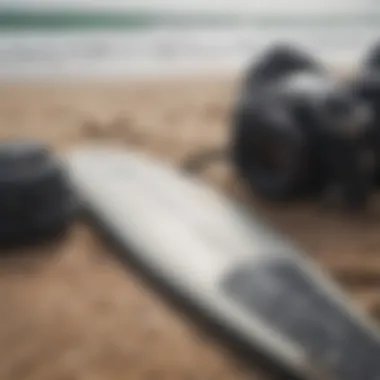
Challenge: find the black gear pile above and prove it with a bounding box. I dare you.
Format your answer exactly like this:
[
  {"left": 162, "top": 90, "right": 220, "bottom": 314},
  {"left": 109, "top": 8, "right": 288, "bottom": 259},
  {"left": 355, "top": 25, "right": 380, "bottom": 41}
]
[
  {"left": 0, "top": 140, "right": 77, "bottom": 249},
  {"left": 183, "top": 43, "right": 380, "bottom": 211}
]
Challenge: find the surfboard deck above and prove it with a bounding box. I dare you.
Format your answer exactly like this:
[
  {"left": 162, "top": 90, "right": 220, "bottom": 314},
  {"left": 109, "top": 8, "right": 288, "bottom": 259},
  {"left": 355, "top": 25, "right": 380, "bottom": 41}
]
[{"left": 64, "top": 145, "right": 380, "bottom": 380}]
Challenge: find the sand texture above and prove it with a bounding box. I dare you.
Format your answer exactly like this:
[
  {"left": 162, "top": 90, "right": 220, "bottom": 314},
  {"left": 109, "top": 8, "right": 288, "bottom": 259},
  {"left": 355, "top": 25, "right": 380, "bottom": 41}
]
[{"left": 0, "top": 77, "right": 380, "bottom": 379}]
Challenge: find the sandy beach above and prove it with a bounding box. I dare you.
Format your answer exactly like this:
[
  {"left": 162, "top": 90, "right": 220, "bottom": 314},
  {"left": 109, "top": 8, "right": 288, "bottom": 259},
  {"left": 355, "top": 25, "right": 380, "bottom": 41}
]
[{"left": 1, "top": 76, "right": 380, "bottom": 379}]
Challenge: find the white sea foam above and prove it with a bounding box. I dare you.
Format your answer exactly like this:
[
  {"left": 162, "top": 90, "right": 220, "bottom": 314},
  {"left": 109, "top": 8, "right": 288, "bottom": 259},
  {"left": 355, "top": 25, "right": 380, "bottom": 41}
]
[{"left": 0, "top": 27, "right": 375, "bottom": 80}]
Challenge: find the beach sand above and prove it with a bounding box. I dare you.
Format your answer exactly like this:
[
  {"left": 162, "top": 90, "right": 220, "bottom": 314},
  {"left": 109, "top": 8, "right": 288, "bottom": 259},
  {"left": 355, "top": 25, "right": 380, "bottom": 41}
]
[{"left": 0, "top": 76, "right": 380, "bottom": 379}]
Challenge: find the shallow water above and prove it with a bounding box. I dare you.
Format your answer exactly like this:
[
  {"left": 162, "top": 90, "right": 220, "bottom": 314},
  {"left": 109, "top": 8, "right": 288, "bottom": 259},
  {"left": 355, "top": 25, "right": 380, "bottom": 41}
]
[{"left": 1, "top": 0, "right": 380, "bottom": 79}]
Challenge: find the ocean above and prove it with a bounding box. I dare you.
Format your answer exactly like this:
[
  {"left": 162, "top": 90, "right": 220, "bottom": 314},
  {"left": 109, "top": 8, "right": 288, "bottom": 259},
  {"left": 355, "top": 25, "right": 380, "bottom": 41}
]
[{"left": 1, "top": 1, "right": 380, "bottom": 80}]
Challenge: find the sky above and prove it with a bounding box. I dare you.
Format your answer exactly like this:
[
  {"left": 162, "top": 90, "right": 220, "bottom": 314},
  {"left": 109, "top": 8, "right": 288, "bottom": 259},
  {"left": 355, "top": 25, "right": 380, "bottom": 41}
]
[{"left": 0, "top": 0, "right": 375, "bottom": 14}]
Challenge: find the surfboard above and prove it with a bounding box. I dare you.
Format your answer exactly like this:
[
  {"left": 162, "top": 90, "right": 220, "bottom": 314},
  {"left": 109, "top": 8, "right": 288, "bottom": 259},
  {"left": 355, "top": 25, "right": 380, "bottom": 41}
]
[{"left": 65, "top": 145, "right": 380, "bottom": 380}]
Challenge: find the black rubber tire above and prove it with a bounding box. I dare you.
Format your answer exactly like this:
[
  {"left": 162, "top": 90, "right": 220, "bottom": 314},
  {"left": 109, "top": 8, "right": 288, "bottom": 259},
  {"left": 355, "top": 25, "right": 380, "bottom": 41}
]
[
  {"left": 242, "top": 43, "right": 324, "bottom": 91},
  {"left": 0, "top": 140, "right": 77, "bottom": 250},
  {"left": 231, "top": 100, "right": 312, "bottom": 202}
]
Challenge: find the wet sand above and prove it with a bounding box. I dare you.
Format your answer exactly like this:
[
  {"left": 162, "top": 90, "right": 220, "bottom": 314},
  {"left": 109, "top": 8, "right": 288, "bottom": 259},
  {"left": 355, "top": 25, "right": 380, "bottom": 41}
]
[{"left": 0, "top": 76, "right": 380, "bottom": 379}]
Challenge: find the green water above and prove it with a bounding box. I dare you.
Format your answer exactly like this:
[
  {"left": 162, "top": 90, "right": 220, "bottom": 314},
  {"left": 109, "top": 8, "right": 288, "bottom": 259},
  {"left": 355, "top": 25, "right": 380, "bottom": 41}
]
[{"left": 0, "top": 10, "right": 379, "bottom": 30}]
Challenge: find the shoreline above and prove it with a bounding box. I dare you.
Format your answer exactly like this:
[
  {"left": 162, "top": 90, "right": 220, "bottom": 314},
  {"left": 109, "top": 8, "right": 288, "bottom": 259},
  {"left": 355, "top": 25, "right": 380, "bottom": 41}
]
[{"left": 0, "top": 51, "right": 357, "bottom": 82}]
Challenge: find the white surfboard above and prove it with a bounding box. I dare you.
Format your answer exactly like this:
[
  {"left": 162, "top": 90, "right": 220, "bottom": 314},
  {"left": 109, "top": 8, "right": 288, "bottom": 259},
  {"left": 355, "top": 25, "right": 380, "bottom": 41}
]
[{"left": 65, "top": 145, "right": 380, "bottom": 380}]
